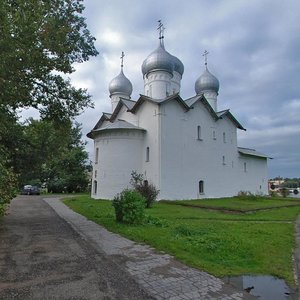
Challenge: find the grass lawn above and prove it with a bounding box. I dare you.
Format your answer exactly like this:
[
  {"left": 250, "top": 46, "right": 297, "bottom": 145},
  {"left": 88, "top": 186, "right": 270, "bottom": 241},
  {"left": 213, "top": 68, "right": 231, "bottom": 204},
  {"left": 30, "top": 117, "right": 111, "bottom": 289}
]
[
  {"left": 170, "top": 197, "right": 300, "bottom": 212},
  {"left": 64, "top": 195, "right": 300, "bottom": 287}
]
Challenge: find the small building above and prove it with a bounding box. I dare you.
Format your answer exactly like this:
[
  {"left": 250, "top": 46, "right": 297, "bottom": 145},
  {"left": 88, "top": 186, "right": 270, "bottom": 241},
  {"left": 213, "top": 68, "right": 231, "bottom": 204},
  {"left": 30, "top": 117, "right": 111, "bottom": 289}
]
[{"left": 88, "top": 23, "right": 269, "bottom": 200}]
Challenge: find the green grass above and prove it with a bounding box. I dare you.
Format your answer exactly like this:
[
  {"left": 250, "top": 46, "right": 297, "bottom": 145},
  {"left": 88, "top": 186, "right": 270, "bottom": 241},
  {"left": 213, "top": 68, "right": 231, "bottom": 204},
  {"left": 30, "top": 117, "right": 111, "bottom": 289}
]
[
  {"left": 64, "top": 195, "right": 300, "bottom": 287},
  {"left": 170, "top": 197, "right": 300, "bottom": 211}
]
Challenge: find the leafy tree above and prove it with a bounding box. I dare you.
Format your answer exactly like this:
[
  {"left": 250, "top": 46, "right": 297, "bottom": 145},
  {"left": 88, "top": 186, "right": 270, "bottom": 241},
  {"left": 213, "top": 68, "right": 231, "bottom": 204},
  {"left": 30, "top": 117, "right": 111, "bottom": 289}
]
[
  {"left": 0, "top": 0, "right": 98, "bottom": 118},
  {"left": 0, "top": 0, "right": 98, "bottom": 207},
  {"left": 19, "top": 119, "right": 89, "bottom": 193},
  {"left": 0, "top": 148, "right": 18, "bottom": 215}
]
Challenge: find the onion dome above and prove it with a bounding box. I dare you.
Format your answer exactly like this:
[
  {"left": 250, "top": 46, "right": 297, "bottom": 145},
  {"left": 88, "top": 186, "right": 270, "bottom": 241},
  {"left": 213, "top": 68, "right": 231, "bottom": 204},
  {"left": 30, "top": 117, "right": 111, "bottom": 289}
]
[
  {"left": 109, "top": 69, "right": 133, "bottom": 96},
  {"left": 142, "top": 44, "right": 175, "bottom": 76},
  {"left": 195, "top": 67, "right": 219, "bottom": 94},
  {"left": 171, "top": 54, "right": 184, "bottom": 75},
  {"left": 142, "top": 21, "right": 184, "bottom": 77}
]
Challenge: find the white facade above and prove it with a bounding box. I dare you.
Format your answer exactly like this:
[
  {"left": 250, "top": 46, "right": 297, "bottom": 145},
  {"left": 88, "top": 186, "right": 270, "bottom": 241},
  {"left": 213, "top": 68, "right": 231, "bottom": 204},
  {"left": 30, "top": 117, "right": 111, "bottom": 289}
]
[{"left": 88, "top": 36, "right": 269, "bottom": 200}]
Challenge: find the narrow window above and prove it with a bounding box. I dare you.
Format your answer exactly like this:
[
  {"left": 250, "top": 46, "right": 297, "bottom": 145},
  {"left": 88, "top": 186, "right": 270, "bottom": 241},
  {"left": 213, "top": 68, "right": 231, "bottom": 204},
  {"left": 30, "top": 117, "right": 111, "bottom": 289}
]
[
  {"left": 95, "top": 147, "right": 99, "bottom": 164},
  {"left": 213, "top": 130, "right": 216, "bottom": 140},
  {"left": 146, "top": 147, "right": 150, "bottom": 162},
  {"left": 222, "top": 155, "right": 226, "bottom": 165},
  {"left": 93, "top": 180, "right": 97, "bottom": 194},
  {"left": 199, "top": 180, "right": 204, "bottom": 194},
  {"left": 223, "top": 132, "right": 226, "bottom": 143},
  {"left": 94, "top": 170, "right": 97, "bottom": 178},
  {"left": 197, "top": 125, "right": 202, "bottom": 140},
  {"left": 244, "top": 162, "right": 247, "bottom": 172},
  {"left": 144, "top": 180, "right": 148, "bottom": 187}
]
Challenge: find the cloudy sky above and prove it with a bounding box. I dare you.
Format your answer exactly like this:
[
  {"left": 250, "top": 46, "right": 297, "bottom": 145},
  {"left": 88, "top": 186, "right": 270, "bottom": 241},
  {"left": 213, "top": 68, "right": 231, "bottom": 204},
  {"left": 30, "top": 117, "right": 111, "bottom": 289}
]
[{"left": 40, "top": 0, "right": 300, "bottom": 178}]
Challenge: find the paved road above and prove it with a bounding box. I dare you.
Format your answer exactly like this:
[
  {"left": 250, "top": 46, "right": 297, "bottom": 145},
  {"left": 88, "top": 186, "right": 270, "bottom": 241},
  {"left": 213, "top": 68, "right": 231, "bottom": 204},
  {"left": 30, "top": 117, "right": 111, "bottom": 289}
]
[
  {"left": 0, "top": 196, "right": 153, "bottom": 299},
  {"left": 0, "top": 196, "right": 256, "bottom": 299}
]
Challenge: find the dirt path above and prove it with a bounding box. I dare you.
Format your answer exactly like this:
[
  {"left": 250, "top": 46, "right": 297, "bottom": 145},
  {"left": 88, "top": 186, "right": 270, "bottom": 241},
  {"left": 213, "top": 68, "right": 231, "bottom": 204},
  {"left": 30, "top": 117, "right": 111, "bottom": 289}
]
[{"left": 0, "top": 196, "right": 153, "bottom": 300}]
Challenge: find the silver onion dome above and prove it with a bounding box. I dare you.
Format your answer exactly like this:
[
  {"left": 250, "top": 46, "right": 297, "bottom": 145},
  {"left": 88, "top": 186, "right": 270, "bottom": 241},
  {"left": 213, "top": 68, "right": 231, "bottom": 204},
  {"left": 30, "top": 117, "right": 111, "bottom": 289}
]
[
  {"left": 171, "top": 54, "right": 184, "bottom": 75},
  {"left": 109, "top": 69, "right": 133, "bottom": 96},
  {"left": 142, "top": 44, "right": 174, "bottom": 76},
  {"left": 195, "top": 67, "right": 219, "bottom": 94}
]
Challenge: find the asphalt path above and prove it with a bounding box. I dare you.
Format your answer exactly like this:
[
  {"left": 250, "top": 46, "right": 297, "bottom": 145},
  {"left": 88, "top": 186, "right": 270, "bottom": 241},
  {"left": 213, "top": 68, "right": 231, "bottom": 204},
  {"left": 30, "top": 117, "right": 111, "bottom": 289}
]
[{"left": 0, "top": 196, "right": 153, "bottom": 300}]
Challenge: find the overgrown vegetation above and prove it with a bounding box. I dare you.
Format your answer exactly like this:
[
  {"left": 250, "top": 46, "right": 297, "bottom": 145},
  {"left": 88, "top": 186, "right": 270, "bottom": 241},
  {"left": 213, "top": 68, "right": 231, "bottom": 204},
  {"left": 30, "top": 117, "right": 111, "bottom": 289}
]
[
  {"left": 64, "top": 195, "right": 300, "bottom": 287},
  {"left": 0, "top": 155, "right": 18, "bottom": 215},
  {"left": 130, "top": 171, "right": 159, "bottom": 208},
  {"left": 112, "top": 189, "right": 146, "bottom": 224}
]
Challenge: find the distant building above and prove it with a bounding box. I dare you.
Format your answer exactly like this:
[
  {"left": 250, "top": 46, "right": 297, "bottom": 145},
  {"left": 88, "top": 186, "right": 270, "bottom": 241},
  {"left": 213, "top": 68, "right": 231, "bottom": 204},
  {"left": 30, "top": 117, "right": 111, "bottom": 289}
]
[
  {"left": 88, "top": 23, "right": 269, "bottom": 200},
  {"left": 268, "top": 179, "right": 285, "bottom": 193}
]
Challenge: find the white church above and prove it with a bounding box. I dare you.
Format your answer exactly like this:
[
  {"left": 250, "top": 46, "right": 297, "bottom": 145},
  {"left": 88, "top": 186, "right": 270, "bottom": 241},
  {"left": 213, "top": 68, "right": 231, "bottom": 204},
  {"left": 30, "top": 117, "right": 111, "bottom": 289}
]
[{"left": 87, "top": 23, "right": 269, "bottom": 200}]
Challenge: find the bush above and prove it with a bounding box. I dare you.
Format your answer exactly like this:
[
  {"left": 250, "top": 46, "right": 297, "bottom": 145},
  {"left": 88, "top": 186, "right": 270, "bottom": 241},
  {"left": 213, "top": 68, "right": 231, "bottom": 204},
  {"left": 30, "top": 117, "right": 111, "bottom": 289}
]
[
  {"left": 269, "top": 191, "right": 278, "bottom": 197},
  {"left": 0, "top": 161, "right": 18, "bottom": 216},
  {"left": 130, "top": 171, "right": 159, "bottom": 208},
  {"left": 237, "top": 191, "right": 255, "bottom": 199},
  {"left": 280, "top": 188, "right": 289, "bottom": 198},
  {"left": 112, "top": 189, "right": 146, "bottom": 224}
]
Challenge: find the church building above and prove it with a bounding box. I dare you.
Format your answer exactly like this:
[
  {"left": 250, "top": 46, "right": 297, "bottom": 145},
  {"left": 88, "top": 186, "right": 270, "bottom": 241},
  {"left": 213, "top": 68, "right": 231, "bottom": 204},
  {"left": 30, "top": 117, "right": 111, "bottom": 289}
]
[{"left": 87, "top": 22, "right": 269, "bottom": 200}]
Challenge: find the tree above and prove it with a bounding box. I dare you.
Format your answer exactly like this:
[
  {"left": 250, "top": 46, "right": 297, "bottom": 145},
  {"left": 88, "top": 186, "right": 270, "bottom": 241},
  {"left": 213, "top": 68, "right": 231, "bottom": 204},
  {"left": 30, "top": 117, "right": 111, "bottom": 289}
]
[
  {"left": 0, "top": 0, "right": 98, "bottom": 119},
  {"left": 0, "top": 0, "right": 98, "bottom": 209},
  {"left": 0, "top": 149, "right": 18, "bottom": 215},
  {"left": 18, "top": 119, "right": 89, "bottom": 192}
]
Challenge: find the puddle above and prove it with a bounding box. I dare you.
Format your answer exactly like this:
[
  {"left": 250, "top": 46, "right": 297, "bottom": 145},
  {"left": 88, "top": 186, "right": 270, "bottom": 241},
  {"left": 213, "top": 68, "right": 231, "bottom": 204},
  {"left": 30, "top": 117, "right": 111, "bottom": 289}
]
[{"left": 223, "top": 275, "right": 297, "bottom": 299}]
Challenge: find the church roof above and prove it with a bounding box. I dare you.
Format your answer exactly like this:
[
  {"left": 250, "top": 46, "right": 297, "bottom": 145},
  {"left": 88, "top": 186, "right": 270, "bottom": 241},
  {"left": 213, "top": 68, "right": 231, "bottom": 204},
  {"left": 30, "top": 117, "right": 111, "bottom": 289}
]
[
  {"left": 110, "top": 98, "right": 137, "bottom": 122},
  {"left": 87, "top": 119, "right": 145, "bottom": 139},
  {"left": 96, "top": 119, "right": 145, "bottom": 131},
  {"left": 129, "top": 93, "right": 190, "bottom": 114},
  {"left": 120, "top": 98, "right": 136, "bottom": 110},
  {"left": 90, "top": 112, "right": 111, "bottom": 132},
  {"left": 217, "top": 110, "right": 246, "bottom": 131},
  {"left": 238, "top": 147, "right": 270, "bottom": 159},
  {"left": 103, "top": 112, "right": 112, "bottom": 119},
  {"left": 89, "top": 92, "right": 246, "bottom": 141}
]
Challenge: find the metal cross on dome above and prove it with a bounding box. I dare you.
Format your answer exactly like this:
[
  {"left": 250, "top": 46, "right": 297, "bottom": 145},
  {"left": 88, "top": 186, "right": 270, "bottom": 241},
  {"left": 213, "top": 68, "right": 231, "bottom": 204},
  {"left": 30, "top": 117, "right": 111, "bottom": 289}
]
[
  {"left": 120, "top": 51, "right": 124, "bottom": 70},
  {"left": 157, "top": 20, "right": 165, "bottom": 46},
  {"left": 203, "top": 50, "right": 209, "bottom": 67}
]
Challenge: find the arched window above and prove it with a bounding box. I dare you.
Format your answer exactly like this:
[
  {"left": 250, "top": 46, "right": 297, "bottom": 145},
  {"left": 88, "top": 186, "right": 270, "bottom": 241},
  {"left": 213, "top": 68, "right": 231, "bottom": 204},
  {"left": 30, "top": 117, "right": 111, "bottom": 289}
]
[
  {"left": 222, "top": 155, "right": 226, "bottom": 165},
  {"left": 213, "top": 130, "right": 216, "bottom": 140},
  {"left": 199, "top": 180, "right": 204, "bottom": 194},
  {"left": 95, "top": 147, "right": 99, "bottom": 164},
  {"left": 223, "top": 132, "right": 226, "bottom": 143},
  {"left": 244, "top": 162, "right": 247, "bottom": 172},
  {"left": 93, "top": 180, "right": 97, "bottom": 194},
  {"left": 146, "top": 147, "right": 150, "bottom": 162},
  {"left": 197, "top": 126, "right": 202, "bottom": 140}
]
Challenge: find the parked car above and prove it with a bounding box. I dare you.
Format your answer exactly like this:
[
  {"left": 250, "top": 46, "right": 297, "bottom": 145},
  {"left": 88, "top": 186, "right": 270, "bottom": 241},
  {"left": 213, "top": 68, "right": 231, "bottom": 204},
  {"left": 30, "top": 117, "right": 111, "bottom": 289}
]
[{"left": 21, "top": 185, "right": 40, "bottom": 195}]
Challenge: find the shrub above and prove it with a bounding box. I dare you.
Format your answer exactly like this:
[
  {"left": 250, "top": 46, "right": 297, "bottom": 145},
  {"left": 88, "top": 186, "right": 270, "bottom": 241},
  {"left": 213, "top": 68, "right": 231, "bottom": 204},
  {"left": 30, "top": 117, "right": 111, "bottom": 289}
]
[
  {"left": 280, "top": 188, "right": 289, "bottom": 198},
  {"left": 269, "top": 191, "right": 278, "bottom": 197},
  {"left": 237, "top": 191, "right": 255, "bottom": 199},
  {"left": 130, "top": 171, "right": 159, "bottom": 208},
  {"left": 112, "top": 189, "right": 146, "bottom": 224},
  {"left": 0, "top": 161, "right": 18, "bottom": 216}
]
